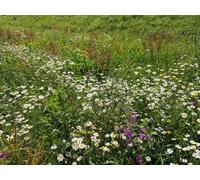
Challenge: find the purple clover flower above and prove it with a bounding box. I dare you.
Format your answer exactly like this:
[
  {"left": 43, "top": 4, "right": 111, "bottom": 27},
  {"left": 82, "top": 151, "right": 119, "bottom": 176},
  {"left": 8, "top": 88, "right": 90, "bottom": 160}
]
[
  {"left": 130, "top": 112, "right": 138, "bottom": 125},
  {"left": 128, "top": 157, "right": 132, "bottom": 161},
  {"left": 123, "top": 128, "right": 135, "bottom": 139},
  {"left": 140, "top": 128, "right": 146, "bottom": 133},
  {"left": 0, "top": 152, "right": 8, "bottom": 160},
  {"left": 140, "top": 133, "right": 148, "bottom": 141},
  {"left": 136, "top": 155, "right": 143, "bottom": 164},
  {"left": 192, "top": 101, "right": 198, "bottom": 108}
]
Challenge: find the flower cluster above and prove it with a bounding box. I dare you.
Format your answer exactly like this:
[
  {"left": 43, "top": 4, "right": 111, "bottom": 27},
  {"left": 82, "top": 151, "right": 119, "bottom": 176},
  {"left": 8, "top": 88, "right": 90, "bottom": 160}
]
[{"left": 0, "top": 42, "right": 199, "bottom": 165}]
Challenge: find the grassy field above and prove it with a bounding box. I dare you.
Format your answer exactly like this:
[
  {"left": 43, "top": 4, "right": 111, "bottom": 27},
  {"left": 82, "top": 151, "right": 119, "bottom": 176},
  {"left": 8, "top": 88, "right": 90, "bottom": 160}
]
[{"left": 0, "top": 16, "right": 200, "bottom": 165}]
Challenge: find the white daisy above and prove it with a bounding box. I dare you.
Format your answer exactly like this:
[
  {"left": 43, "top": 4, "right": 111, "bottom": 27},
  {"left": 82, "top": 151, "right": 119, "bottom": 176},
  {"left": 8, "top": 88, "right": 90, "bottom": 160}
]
[
  {"left": 57, "top": 154, "right": 64, "bottom": 162},
  {"left": 181, "top": 113, "right": 187, "bottom": 118},
  {"left": 165, "top": 148, "right": 174, "bottom": 155},
  {"left": 145, "top": 156, "right": 151, "bottom": 162}
]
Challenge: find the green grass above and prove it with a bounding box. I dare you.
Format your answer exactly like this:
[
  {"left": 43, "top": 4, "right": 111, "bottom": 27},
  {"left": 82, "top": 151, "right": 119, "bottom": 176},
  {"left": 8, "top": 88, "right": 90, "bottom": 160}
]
[{"left": 1, "top": 16, "right": 200, "bottom": 71}]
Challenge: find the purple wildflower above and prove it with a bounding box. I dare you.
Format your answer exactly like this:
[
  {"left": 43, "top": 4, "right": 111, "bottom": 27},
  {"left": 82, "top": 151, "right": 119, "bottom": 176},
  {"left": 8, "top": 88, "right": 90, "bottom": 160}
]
[
  {"left": 192, "top": 101, "right": 198, "bottom": 108},
  {"left": 128, "top": 157, "right": 132, "bottom": 161},
  {"left": 140, "top": 133, "right": 148, "bottom": 141},
  {"left": 0, "top": 152, "right": 8, "bottom": 160},
  {"left": 130, "top": 112, "right": 138, "bottom": 125},
  {"left": 136, "top": 155, "right": 143, "bottom": 164},
  {"left": 140, "top": 128, "right": 146, "bottom": 133},
  {"left": 123, "top": 128, "right": 135, "bottom": 139}
]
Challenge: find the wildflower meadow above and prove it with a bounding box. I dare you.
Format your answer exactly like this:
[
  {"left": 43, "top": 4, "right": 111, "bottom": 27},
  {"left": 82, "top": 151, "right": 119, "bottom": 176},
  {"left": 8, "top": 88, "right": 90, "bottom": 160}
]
[{"left": 0, "top": 16, "right": 200, "bottom": 165}]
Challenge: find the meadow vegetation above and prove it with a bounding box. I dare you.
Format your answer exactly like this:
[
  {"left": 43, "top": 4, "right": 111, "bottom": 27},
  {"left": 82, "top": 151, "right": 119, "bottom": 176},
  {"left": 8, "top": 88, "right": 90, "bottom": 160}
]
[{"left": 0, "top": 16, "right": 200, "bottom": 164}]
